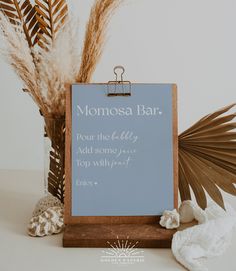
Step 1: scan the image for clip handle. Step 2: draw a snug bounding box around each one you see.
[107,66,131,96]
[113,66,125,82]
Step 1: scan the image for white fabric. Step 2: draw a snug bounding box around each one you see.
[172,202,236,271]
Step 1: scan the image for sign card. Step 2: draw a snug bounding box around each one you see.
[65,83,178,222]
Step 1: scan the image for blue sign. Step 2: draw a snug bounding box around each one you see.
[71,84,177,216]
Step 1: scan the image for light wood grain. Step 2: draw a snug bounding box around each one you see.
[63,223,176,248]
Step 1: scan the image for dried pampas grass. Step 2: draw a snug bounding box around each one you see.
[0,0,122,203]
[77,0,122,83]
[0,0,122,117]
[36,19,80,116]
[0,12,46,112]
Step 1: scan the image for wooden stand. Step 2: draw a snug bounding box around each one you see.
[63,223,176,248]
[63,85,178,249]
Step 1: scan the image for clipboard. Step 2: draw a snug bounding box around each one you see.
[63,66,178,248]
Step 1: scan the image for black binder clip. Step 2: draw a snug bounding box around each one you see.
[107,66,131,96]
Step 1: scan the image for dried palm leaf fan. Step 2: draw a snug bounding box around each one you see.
[179,104,236,209]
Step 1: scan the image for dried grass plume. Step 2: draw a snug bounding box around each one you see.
[0,0,122,116]
[77,0,122,83]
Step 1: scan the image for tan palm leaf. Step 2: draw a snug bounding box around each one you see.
[44,117,65,203]
[35,0,68,49]
[179,104,236,209]
[0,0,39,47]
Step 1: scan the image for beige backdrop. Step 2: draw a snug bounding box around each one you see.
[0,0,236,170]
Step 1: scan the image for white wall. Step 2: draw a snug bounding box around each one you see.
[0,0,236,170]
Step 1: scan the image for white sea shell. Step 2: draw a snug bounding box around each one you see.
[28,206,64,237]
[179,200,195,223]
[28,195,64,237]
[159,209,180,229]
[32,195,63,217]
[179,200,207,224]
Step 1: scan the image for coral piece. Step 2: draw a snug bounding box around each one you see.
[159,209,180,229]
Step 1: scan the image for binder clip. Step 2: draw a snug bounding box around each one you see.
[107,66,131,96]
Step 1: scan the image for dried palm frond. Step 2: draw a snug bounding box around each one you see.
[0,0,39,47]
[35,0,68,49]
[77,0,121,82]
[179,104,236,209]
[44,117,65,203]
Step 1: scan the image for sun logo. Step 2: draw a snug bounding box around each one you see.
[100,236,144,264]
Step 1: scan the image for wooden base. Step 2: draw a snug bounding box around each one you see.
[63,224,176,248]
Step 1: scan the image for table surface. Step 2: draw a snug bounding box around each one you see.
[0,169,236,271]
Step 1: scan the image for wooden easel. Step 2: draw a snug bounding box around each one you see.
[63,67,178,248]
